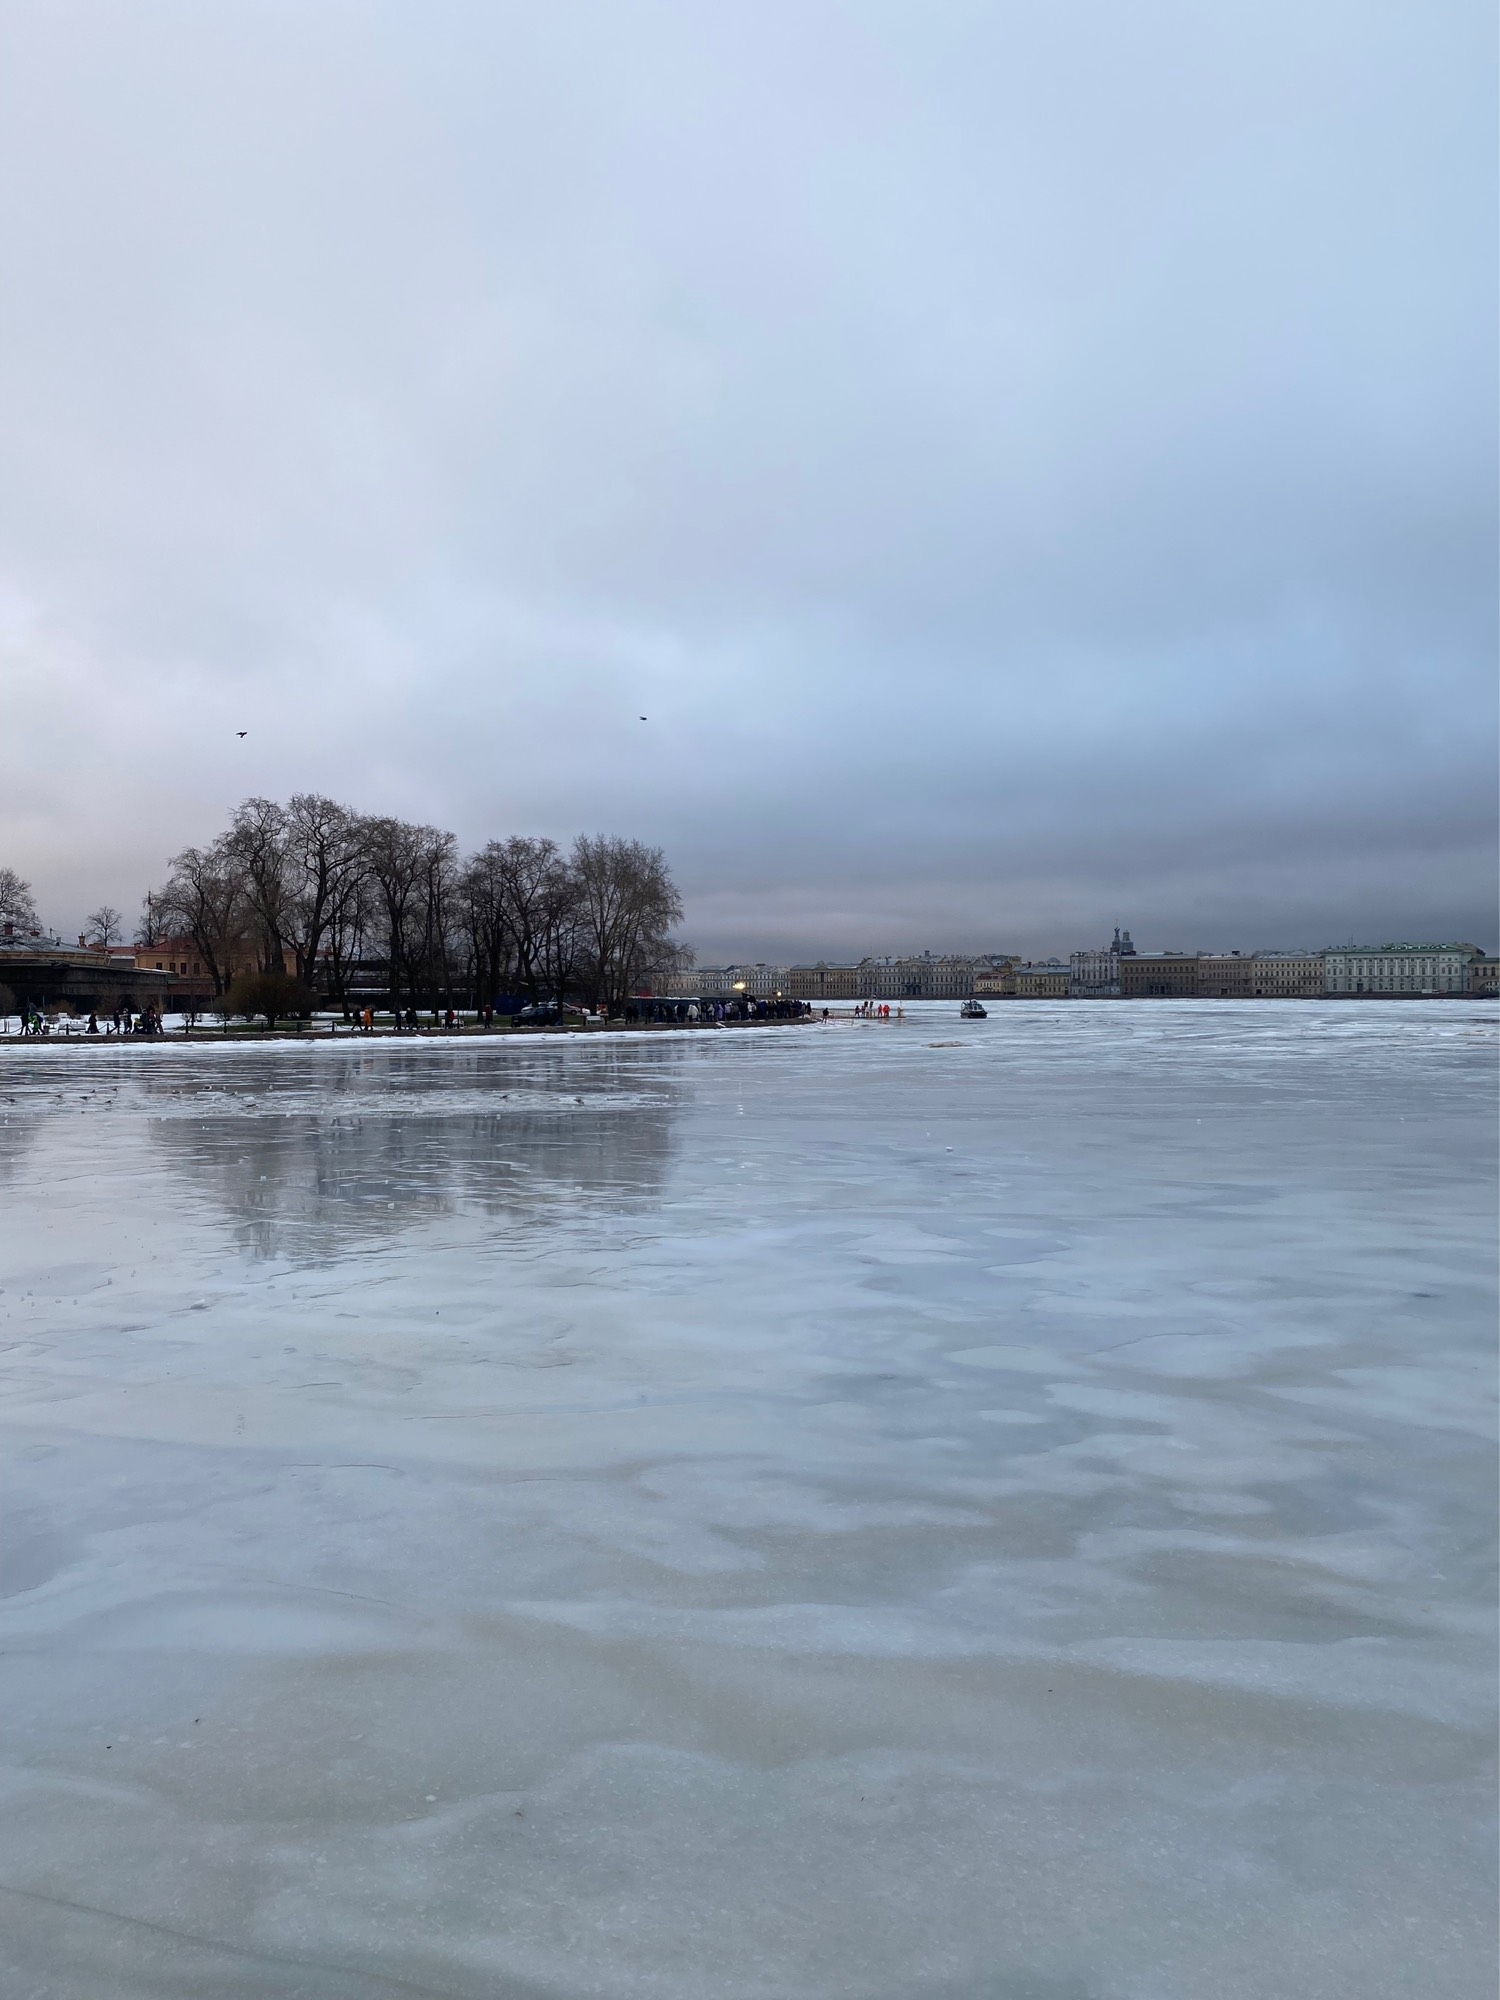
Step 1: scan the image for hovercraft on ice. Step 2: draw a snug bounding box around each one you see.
[960,998,987,1019]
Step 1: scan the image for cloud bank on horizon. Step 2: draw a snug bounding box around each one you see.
[0,1,1494,958]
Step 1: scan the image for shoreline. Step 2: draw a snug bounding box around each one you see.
[2,994,1494,1052]
[0,1016,819,1048]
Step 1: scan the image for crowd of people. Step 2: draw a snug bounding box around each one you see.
[15,1003,168,1037]
[7,994,819,1038]
[627,995,814,1024]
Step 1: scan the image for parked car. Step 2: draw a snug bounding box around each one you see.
[516,1001,590,1024]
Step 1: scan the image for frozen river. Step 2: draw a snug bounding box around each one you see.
[0,1003,1494,1998]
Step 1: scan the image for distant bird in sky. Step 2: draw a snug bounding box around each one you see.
[639,715,647,721]
[236,730,247,738]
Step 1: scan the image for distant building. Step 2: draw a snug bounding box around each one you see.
[1014,961,1071,999]
[973,958,1019,998]
[921,956,969,999]
[921,954,980,998]
[1250,953,1325,998]
[855,956,905,1000]
[1118,953,1200,998]
[670,965,789,999]
[1068,951,1111,992]
[731,964,790,998]
[678,937,1490,1005]
[972,952,1020,981]
[1197,953,1256,998]
[1070,928,1134,996]
[118,935,296,1007]
[1322,946,1473,997]
[880,952,982,999]
[0,931,170,1015]
[853,953,984,998]
[665,966,729,997]
[785,963,861,1001]
[696,953,1020,1002]
[123,936,219,1008]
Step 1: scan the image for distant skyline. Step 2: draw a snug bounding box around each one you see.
[1,2,1494,960]
[10,858,1488,968]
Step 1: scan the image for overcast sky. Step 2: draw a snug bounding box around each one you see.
[0,1,1494,959]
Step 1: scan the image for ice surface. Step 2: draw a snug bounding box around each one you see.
[0,1003,1494,1998]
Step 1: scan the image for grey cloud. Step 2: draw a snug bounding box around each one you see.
[0,0,1493,958]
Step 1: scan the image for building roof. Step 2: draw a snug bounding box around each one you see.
[0,936,96,963]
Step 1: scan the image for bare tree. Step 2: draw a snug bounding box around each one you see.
[459,836,573,1006]
[654,936,696,991]
[457,842,510,1008]
[135,797,687,1025]
[537,853,586,1011]
[223,794,369,991]
[411,828,459,1011]
[226,797,293,973]
[85,905,123,948]
[324,862,374,1015]
[571,836,684,1016]
[0,868,40,934]
[359,816,438,1011]
[135,889,167,948]
[280,794,367,988]
[154,839,250,996]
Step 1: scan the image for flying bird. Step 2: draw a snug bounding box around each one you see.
[236,731,248,738]
[639,716,647,721]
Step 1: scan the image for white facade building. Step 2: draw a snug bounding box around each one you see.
[854,953,978,998]
[892,953,978,998]
[727,963,789,998]
[1069,950,1114,990]
[857,957,906,1000]
[665,966,729,997]
[1070,928,1134,996]
[667,963,792,999]
[1322,946,1473,997]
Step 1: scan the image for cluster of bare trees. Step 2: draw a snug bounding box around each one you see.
[147,796,686,1015]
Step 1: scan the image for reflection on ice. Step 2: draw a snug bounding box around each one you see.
[149,1084,679,1262]
[0,1006,1494,1998]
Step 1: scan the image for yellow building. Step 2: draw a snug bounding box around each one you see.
[1250,954,1325,998]
[1119,954,1199,998]
[973,964,1017,998]
[1197,954,1255,997]
[1014,963,1071,998]
[785,963,861,1001]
